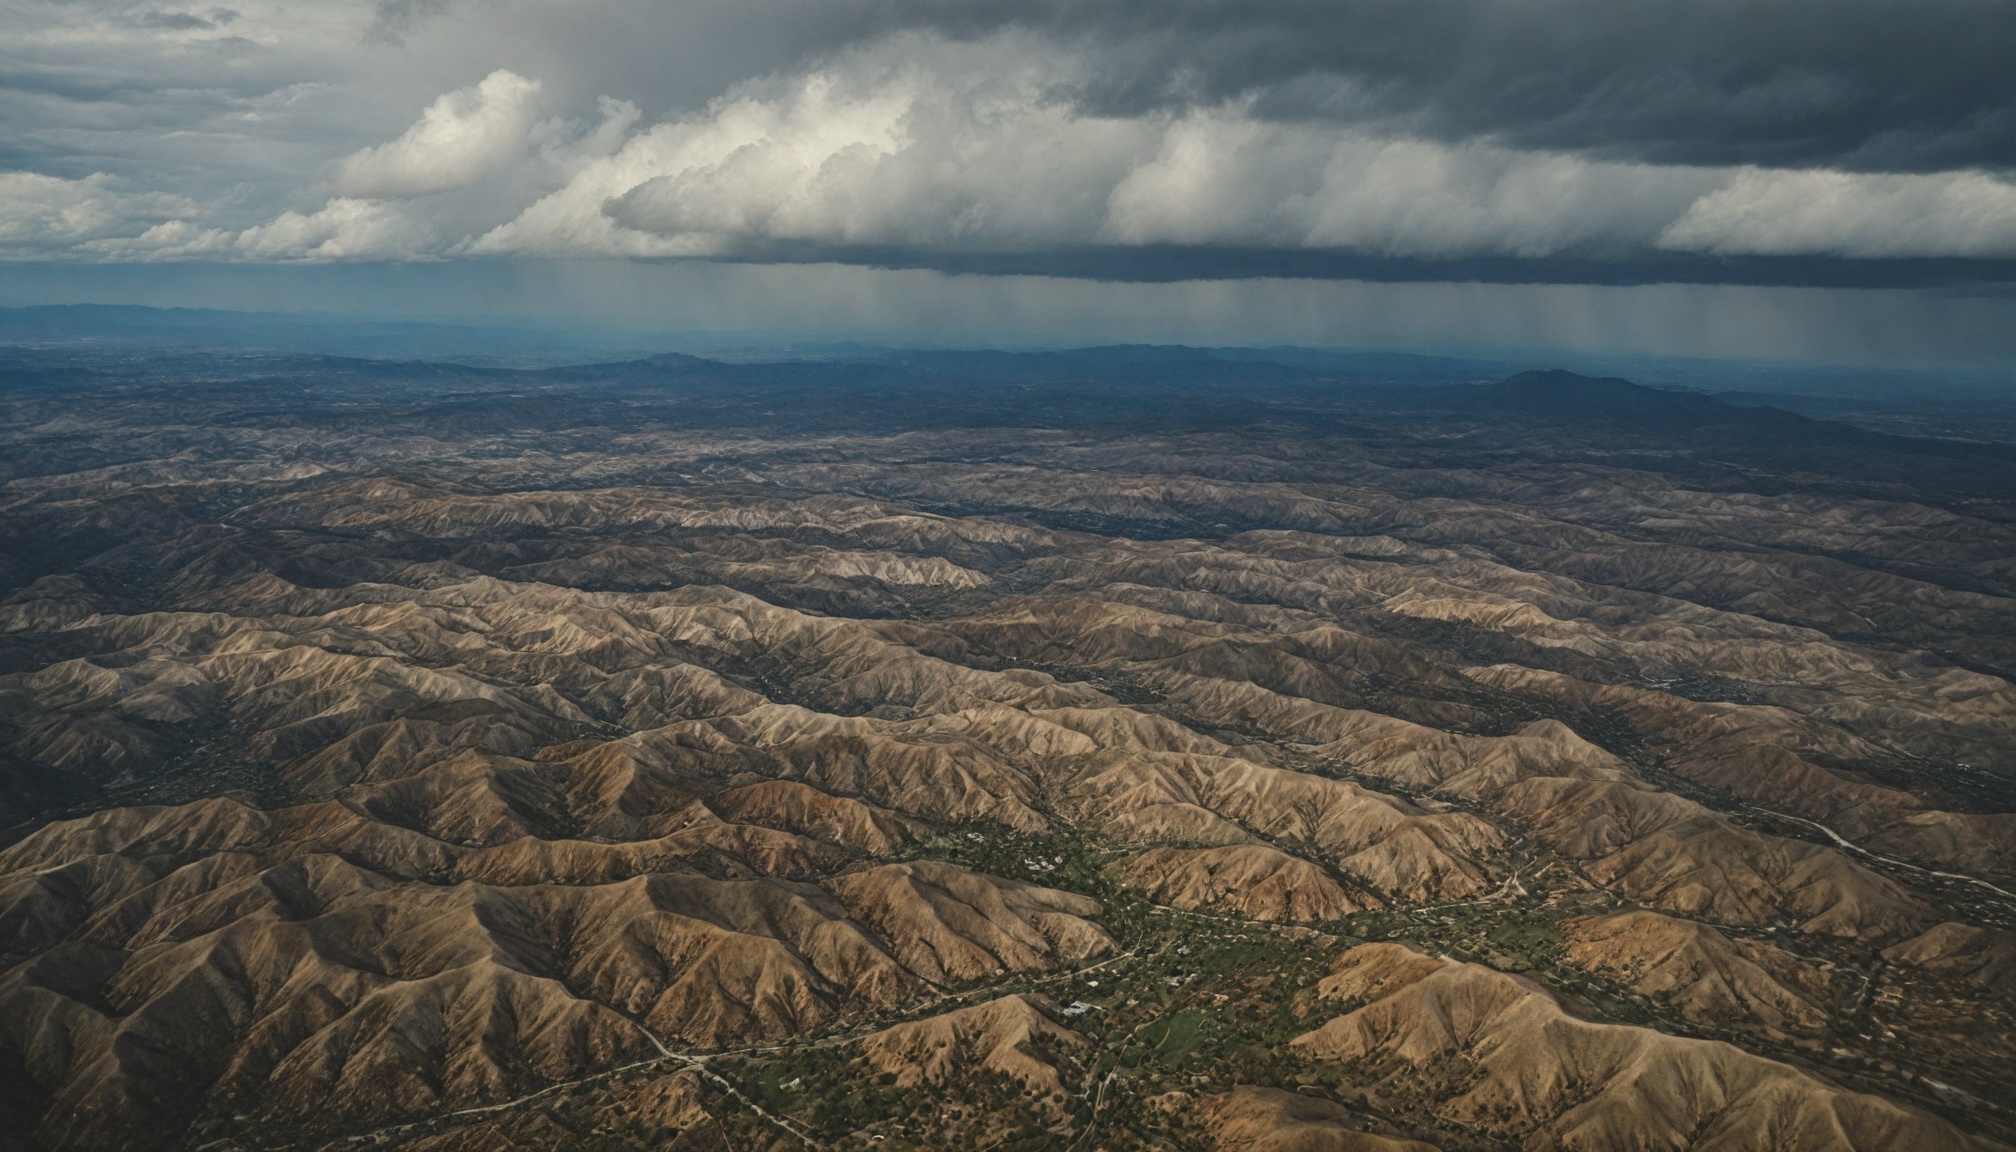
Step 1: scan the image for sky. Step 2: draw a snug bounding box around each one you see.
[4,0,2015,364]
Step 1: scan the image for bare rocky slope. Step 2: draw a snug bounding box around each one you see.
[0,346,2012,1151]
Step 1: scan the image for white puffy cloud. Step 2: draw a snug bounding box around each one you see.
[235,198,437,258]
[1100,117,1720,258]
[35,67,535,262]
[479,35,1716,261]
[0,173,198,257]
[331,69,543,198]
[468,34,2016,265]
[1656,168,2016,258]
[84,200,436,261]
[468,33,1145,257]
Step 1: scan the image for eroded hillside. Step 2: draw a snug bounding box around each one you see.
[2,348,2012,1151]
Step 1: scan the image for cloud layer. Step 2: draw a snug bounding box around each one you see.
[2,3,2015,284]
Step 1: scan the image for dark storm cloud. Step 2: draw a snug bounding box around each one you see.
[562,0,2012,173]
[947,0,2016,173]
[474,0,2016,173]
[211,0,2016,173]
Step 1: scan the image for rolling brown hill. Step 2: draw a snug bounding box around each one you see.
[0,351,2011,1151]
[1292,943,1998,1151]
